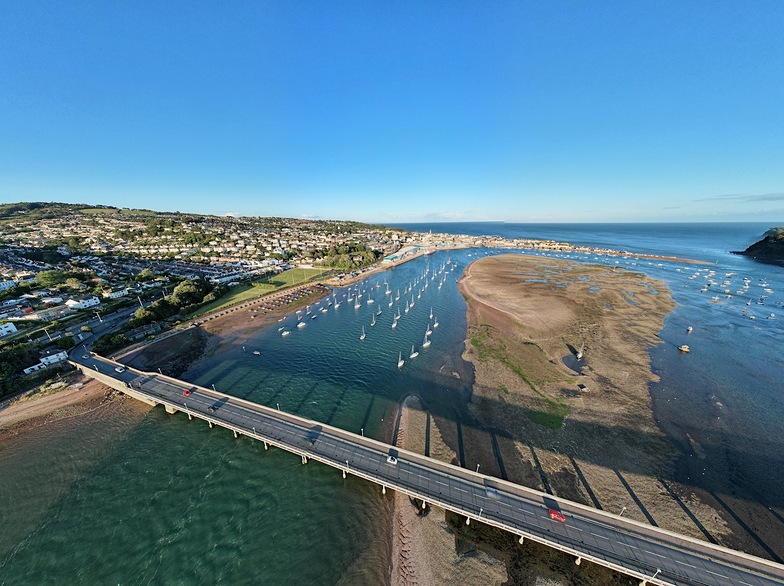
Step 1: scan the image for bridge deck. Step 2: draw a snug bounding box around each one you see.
[71,354,784,586]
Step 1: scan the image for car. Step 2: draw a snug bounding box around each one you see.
[182,389,192,396]
[548,509,566,523]
[386,455,398,465]
[115,366,125,373]
[208,405,218,412]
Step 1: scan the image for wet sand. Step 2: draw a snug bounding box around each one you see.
[453,254,782,571]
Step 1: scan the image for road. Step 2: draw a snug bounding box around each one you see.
[70,352,784,586]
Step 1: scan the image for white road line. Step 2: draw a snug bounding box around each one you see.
[705,570,727,578]
[644,550,667,559]
[675,560,696,568]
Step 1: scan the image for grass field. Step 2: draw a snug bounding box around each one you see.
[186,267,330,317]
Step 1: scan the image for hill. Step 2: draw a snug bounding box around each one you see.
[734,227,784,266]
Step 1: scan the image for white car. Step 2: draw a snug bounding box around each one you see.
[115,366,125,373]
[386,455,398,465]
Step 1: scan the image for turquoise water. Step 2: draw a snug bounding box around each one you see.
[3,224,784,582]
[0,253,471,584]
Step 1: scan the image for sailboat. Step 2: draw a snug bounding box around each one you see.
[397,352,405,368]
[433,316,439,328]
[429,307,433,320]
[391,319,397,329]
[306,304,311,315]
[376,307,382,316]
[410,344,419,359]
[297,321,307,329]
[405,301,410,314]
[395,308,401,320]
[385,282,391,295]
[425,323,433,336]
[388,299,393,308]
[367,295,375,305]
[360,326,366,341]
[395,290,400,301]
[354,298,361,309]
[371,314,376,326]
[422,332,431,348]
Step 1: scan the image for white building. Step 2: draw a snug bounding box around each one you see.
[40,350,68,365]
[103,288,129,299]
[65,296,100,310]
[0,322,18,337]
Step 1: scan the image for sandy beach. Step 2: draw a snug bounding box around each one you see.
[454,254,782,568]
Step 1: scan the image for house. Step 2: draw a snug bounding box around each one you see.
[103,288,129,300]
[0,280,17,291]
[0,322,18,337]
[65,296,101,310]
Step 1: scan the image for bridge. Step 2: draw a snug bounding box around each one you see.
[70,353,784,586]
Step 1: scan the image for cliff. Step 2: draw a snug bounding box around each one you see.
[735,227,784,266]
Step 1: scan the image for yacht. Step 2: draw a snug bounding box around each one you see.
[360,326,366,341]
[422,332,431,348]
[410,344,419,359]
[433,317,439,328]
[678,345,690,353]
[371,315,376,326]
[397,352,405,368]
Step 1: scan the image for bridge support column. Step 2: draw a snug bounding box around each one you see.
[263,441,268,450]
[342,469,347,479]
[575,557,581,566]
[165,405,177,415]
[421,500,426,510]
[382,486,386,495]
[233,430,239,439]
[518,536,524,545]
[188,413,192,421]
[301,455,308,464]
[465,517,471,526]
[209,421,213,428]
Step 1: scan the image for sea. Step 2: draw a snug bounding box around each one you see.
[1,222,782,583]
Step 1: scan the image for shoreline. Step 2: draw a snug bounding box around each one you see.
[455,254,783,566]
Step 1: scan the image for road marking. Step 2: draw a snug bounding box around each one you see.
[622,542,639,550]
[644,550,667,559]
[705,570,727,579]
[591,533,610,540]
[675,560,696,568]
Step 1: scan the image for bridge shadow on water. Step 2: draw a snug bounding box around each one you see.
[169,334,784,561]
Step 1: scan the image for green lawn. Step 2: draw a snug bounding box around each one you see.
[186,267,331,317]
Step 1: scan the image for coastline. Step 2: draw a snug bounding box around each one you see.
[455,254,780,565]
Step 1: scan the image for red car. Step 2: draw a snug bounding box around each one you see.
[182,389,192,396]
[548,509,566,523]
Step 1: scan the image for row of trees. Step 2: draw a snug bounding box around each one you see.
[127,279,228,329]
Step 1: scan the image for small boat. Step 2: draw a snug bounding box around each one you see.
[678,345,690,353]
[306,305,311,315]
[371,315,376,326]
[277,326,285,332]
[391,320,397,329]
[321,307,328,313]
[281,330,290,336]
[367,296,375,305]
[253,351,261,355]
[410,344,419,359]
[422,332,431,348]
[354,300,361,309]
[397,352,405,368]
[388,300,393,308]
[376,308,382,316]
[297,322,306,329]
[425,325,433,336]
[687,326,693,333]
[405,301,410,314]
[311,314,318,320]
[360,326,366,341]
[429,307,433,320]
[433,317,439,328]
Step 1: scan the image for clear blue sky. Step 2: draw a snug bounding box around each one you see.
[1,1,783,223]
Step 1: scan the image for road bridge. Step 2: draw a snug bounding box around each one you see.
[69,353,784,586]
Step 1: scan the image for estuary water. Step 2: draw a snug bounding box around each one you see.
[1,222,783,583]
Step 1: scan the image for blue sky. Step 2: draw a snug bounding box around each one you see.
[1,1,783,223]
